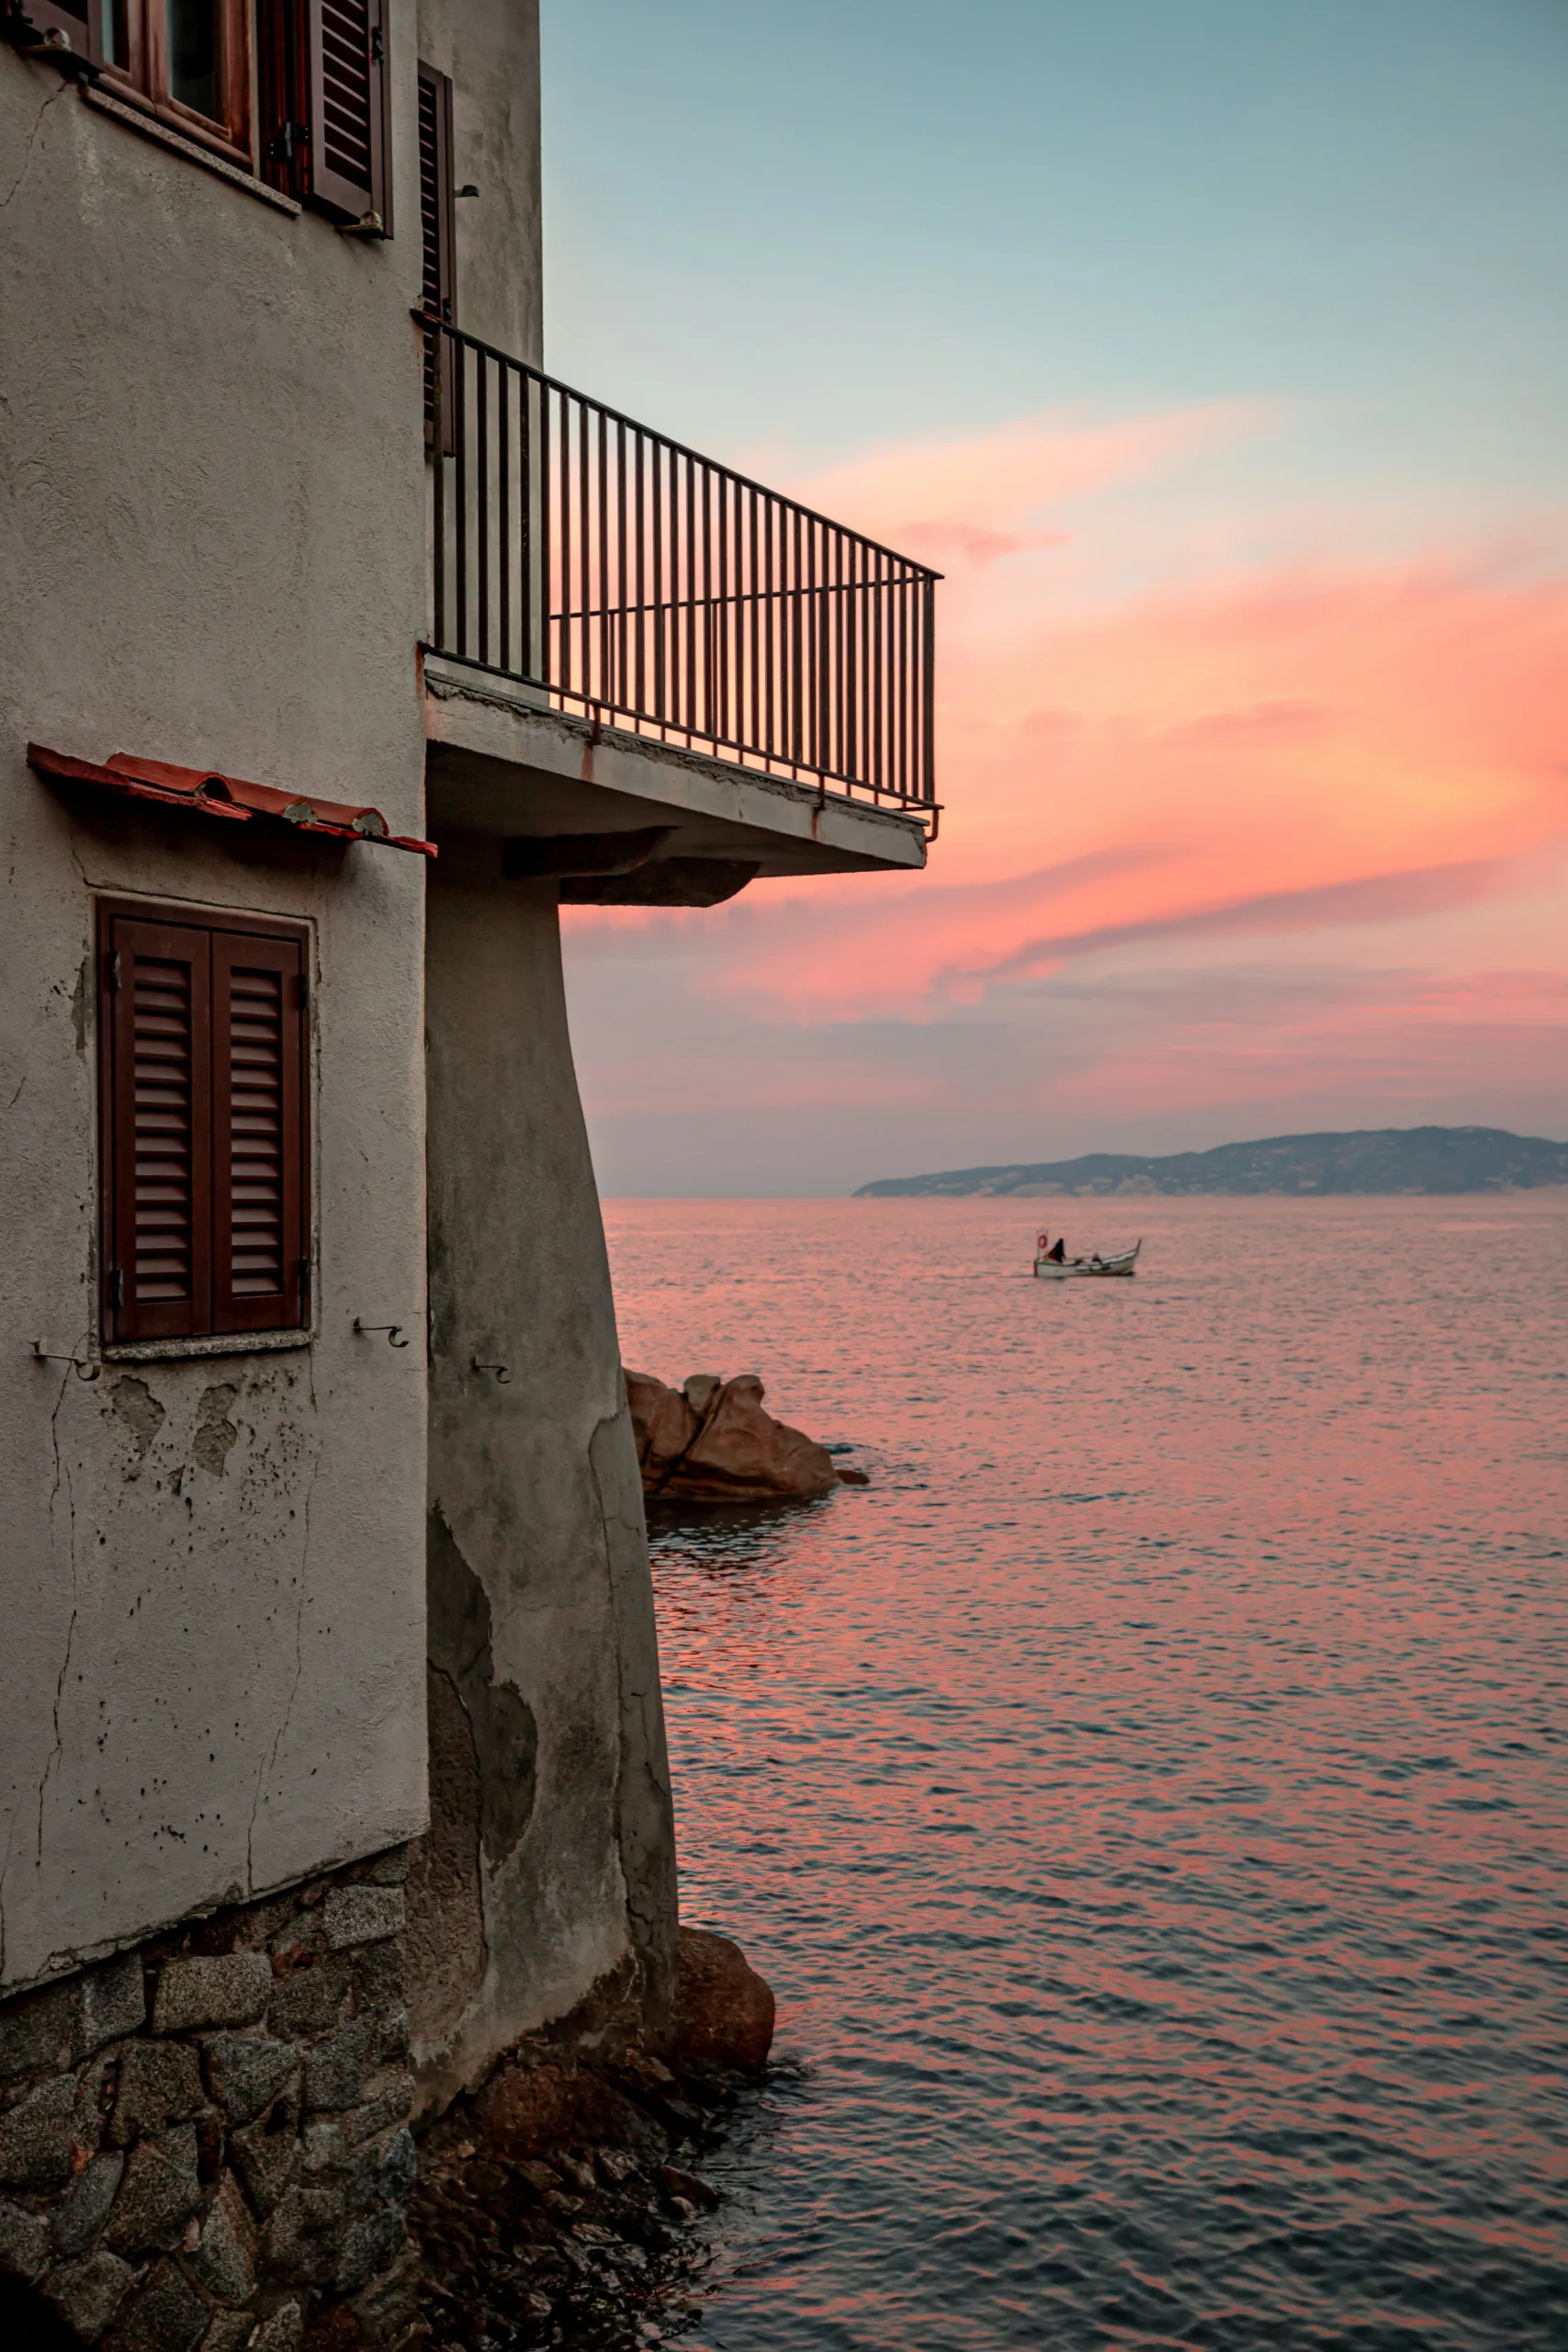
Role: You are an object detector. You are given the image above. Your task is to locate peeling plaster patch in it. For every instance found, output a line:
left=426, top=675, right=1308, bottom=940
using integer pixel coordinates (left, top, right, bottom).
left=192, top=1385, right=241, bottom=1478
left=426, top=1510, right=537, bottom=1867
left=589, top=1409, right=678, bottom=2021
left=403, top=1666, right=488, bottom=2048
left=107, top=1377, right=165, bottom=1464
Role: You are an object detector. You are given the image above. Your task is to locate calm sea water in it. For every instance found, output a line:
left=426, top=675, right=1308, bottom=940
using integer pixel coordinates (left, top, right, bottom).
left=603, top=1195, right=1568, bottom=2352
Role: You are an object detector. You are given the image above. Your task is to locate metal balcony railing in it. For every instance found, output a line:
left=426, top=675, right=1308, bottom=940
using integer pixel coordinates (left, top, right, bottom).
left=422, top=320, right=940, bottom=817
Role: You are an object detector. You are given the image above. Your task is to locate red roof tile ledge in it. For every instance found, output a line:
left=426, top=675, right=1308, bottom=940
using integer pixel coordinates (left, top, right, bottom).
left=28, top=744, right=436, bottom=858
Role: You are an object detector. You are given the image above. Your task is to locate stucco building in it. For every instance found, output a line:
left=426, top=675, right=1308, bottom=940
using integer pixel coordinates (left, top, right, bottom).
left=0, top=0, right=936, bottom=2339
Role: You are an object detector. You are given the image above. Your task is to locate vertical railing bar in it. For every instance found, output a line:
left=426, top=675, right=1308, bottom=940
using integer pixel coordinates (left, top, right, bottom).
left=615, top=416, right=627, bottom=715
left=753, top=494, right=763, bottom=763
left=835, top=526, right=848, bottom=786
left=432, top=322, right=447, bottom=650
left=898, top=570, right=909, bottom=799
left=716, top=471, right=728, bottom=753
left=857, top=539, right=869, bottom=797
left=559, top=390, right=574, bottom=697
left=922, top=572, right=936, bottom=803
left=708, top=465, right=720, bottom=747
left=578, top=392, right=591, bottom=708
left=558, top=389, right=571, bottom=696
left=651, top=440, right=664, bottom=725
left=453, top=336, right=468, bottom=657
left=845, top=534, right=857, bottom=793
left=874, top=552, right=885, bottom=797
left=746, top=487, right=758, bottom=763
left=763, top=493, right=775, bottom=767
left=682, top=452, right=695, bottom=747
left=632, top=429, right=645, bottom=719
left=521, top=371, right=536, bottom=683
left=498, top=356, right=512, bottom=673
left=893, top=570, right=904, bottom=802
left=543, top=379, right=554, bottom=686
left=790, top=507, right=802, bottom=770
left=597, top=404, right=609, bottom=713
left=808, top=515, right=822, bottom=778
left=477, top=353, right=491, bottom=664
left=889, top=565, right=899, bottom=798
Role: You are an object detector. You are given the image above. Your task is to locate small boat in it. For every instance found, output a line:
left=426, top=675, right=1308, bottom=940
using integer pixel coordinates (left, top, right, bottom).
left=1033, top=1231, right=1141, bottom=1280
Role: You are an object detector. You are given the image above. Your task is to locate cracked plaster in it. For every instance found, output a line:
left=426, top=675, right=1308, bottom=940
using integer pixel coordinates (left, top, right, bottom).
left=0, top=22, right=429, bottom=1993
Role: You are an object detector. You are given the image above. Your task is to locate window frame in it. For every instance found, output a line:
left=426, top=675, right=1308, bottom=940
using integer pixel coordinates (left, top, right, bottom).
left=82, top=0, right=254, bottom=168
left=97, top=896, right=313, bottom=1348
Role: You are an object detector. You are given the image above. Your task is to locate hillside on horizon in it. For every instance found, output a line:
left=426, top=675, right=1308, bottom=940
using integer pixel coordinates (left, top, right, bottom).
left=854, top=1126, right=1568, bottom=1199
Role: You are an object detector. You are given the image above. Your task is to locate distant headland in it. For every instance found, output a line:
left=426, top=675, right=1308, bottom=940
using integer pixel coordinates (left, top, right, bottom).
left=854, top=1125, right=1568, bottom=1199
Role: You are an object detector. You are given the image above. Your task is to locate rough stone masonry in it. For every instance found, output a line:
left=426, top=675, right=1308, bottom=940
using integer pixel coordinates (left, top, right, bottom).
left=0, top=1849, right=418, bottom=2351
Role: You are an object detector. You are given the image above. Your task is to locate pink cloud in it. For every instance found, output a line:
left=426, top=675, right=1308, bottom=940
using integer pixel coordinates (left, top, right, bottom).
left=566, top=402, right=1568, bottom=1142
left=788, top=402, right=1260, bottom=568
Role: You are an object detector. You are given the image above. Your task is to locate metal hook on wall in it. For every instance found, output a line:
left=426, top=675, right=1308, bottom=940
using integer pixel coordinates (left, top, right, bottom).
left=353, top=1318, right=410, bottom=1349
left=471, top=1355, right=512, bottom=1385
left=33, top=1340, right=101, bottom=1382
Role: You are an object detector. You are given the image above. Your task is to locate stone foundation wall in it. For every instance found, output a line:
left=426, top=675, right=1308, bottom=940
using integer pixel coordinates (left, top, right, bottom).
left=0, top=1849, right=418, bottom=2351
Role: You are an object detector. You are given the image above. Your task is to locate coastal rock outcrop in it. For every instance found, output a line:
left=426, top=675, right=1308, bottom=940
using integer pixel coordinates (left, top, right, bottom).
left=624, top=1370, right=847, bottom=1503
left=671, top=1928, right=775, bottom=2074
left=412, top=1928, right=775, bottom=2346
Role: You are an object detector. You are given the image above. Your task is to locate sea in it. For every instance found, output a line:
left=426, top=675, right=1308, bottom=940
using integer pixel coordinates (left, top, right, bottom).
left=602, top=1193, right=1568, bottom=2352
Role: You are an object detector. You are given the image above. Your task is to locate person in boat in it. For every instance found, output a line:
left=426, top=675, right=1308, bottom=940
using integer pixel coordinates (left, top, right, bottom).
left=1045, top=1235, right=1066, bottom=1263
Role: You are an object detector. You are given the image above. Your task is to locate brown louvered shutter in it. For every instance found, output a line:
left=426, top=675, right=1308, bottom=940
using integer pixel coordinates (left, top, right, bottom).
left=211, top=931, right=308, bottom=1333
left=102, top=914, right=214, bottom=1342
left=304, top=0, right=392, bottom=231
left=100, top=904, right=310, bottom=1345
left=418, top=61, right=457, bottom=448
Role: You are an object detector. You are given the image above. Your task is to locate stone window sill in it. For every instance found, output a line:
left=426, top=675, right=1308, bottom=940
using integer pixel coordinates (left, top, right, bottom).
left=82, top=84, right=302, bottom=215
left=103, top=1327, right=312, bottom=1365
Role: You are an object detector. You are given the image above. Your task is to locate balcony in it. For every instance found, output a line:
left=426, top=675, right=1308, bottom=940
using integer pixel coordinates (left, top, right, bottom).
left=421, top=322, right=940, bottom=830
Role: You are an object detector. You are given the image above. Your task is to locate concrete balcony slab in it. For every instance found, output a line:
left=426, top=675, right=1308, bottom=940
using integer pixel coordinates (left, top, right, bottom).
left=422, top=659, right=929, bottom=880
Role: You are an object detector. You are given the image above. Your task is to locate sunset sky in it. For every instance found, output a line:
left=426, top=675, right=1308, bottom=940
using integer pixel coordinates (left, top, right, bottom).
left=544, top=0, right=1567, bottom=1194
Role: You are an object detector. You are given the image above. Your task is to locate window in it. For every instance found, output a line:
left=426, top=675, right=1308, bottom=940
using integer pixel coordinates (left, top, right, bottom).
left=19, top=0, right=390, bottom=220
left=29, top=0, right=256, bottom=161
left=98, top=900, right=310, bottom=1344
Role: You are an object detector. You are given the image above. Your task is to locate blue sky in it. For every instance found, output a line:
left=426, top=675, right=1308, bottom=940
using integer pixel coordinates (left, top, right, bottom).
left=544, top=0, right=1564, bottom=511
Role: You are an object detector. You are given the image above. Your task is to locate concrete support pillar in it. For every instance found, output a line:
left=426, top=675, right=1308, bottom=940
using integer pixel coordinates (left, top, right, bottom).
left=409, top=839, right=677, bottom=2113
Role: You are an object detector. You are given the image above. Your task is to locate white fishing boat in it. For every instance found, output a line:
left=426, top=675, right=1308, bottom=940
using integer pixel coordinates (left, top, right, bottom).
left=1033, top=1231, right=1141, bottom=1280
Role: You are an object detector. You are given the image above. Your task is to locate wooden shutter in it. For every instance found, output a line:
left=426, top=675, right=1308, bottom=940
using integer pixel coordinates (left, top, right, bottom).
left=418, top=61, right=456, bottom=448
left=100, top=903, right=310, bottom=1345
left=211, top=931, right=307, bottom=1332
left=257, top=0, right=308, bottom=204
left=303, top=0, right=391, bottom=230
left=102, top=914, right=214, bottom=1343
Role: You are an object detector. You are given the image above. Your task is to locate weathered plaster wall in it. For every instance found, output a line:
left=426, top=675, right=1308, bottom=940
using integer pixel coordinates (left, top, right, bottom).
left=415, top=844, right=676, bottom=2110
left=0, top=37, right=430, bottom=1992
left=416, top=0, right=542, bottom=367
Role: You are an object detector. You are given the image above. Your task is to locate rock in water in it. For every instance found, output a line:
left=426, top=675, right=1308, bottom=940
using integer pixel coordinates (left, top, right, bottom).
left=671, top=1928, right=775, bottom=2073
left=624, top=1370, right=841, bottom=1503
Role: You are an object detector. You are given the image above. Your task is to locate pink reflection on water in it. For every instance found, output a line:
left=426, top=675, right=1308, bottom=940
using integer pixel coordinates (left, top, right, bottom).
left=608, top=1195, right=1568, bottom=2349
